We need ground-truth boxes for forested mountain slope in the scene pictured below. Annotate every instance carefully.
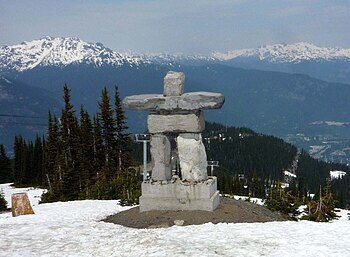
[203,122,350,207]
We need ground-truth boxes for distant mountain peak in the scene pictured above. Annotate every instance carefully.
[144,52,217,66]
[0,37,150,72]
[212,42,350,63]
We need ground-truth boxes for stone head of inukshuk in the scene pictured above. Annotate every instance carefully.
[123,71,225,182]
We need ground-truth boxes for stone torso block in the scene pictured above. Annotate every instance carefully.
[147,111,205,134]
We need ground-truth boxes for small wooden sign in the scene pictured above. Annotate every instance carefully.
[11,193,35,217]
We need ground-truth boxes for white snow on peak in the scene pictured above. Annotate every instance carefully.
[0,37,149,71]
[143,52,217,65]
[212,42,350,63]
[2,38,350,70]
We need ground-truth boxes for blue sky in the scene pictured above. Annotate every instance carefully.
[0,0,349,54]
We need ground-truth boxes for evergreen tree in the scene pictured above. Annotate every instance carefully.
[303,182,339,222]
[98,87,117,182]
[0,190,7,211]
[12,136,45,186]
[59,84,80,200]
[32,136,43,185]
[118,167,142,206]
[0,144,12,183]
[232,175,244,195]
[92,115,105,177]
[114,86,132,173]
[25,140,33,184]
[78,106,95,198]
[41,137,47,184]
[42,84,81,202]
[43,112,61,197]
[13,136,25,185]
[265,183,301,220]
[249,172,266,198]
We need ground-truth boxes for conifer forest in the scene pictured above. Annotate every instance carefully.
[4,85,140,205]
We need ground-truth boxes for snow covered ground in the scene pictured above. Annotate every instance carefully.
[1,184,350,257]
[232,195,265,205]
[0,183,46,208]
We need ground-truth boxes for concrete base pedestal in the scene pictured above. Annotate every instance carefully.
[139,177,220,212]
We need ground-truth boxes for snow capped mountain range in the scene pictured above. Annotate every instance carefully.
[0,37,149,72]
[144,52,217,66]
[1,37,350,72]
[213,42,350,63]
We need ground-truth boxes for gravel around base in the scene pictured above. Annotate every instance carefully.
[102,197,287,229]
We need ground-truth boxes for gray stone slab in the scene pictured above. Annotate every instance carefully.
[123,92,225,111]
[177,134,208,181]
[139,177,220,212]
[177,133,201,140]
[148,111,205,133]
[163,71,185,96]
[150,134,172,181]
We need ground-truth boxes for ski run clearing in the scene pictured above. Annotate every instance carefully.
[1,183,349,257]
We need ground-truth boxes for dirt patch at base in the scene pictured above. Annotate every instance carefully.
[103,197,287,229]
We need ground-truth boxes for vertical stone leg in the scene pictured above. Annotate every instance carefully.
[150,134,172,181]
[177,133,208,181]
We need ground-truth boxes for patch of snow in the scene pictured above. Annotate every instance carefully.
[310,121,350,127]
[232,195,265,205]
[0,183,46,208]
[309,145,330,156]
[330,170,346,180]
[0,76,13,85]
[280,182,289,189]
[331,150,346,156]
[310,121,324,125]
[284,170,297,178]
[325,121,350,127]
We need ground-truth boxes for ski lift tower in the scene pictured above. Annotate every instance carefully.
[135,134,150,181]
[208,161,219,176]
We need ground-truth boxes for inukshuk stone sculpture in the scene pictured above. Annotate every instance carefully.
[123,71,225,212]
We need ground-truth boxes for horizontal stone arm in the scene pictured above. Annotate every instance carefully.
[123,92,225,111]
